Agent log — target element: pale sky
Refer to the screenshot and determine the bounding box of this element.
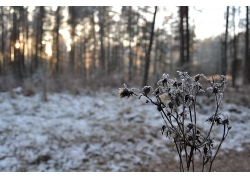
[155,6,247,40]
[189,7,226,40]
[148,6,229,40]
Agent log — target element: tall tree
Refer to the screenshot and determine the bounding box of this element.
[142,6,157,86]
[12,7,21,78]
[185,6,189,63]
[231,6,238,87]
[128,6,133,81]
[221,6,229,76]
[245,6,250,83]
[179,6,190,71]
[1,7,5,74]
[34,6,45,72]
[99,6,106,72]
[68,6,77,73]
[54,6,61,74]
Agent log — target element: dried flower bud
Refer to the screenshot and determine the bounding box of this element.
[157,105,162,111]
[222,119,229,125]
[187,123,194,129]
[161,125,166,135]
[142,86,153,95]
[118,88,132,98]
[118,84,134,98]
[195,74,200,82]
[168,102,174,109]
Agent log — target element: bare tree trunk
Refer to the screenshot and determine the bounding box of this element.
[90,13,96,74]
[107,11,111,75]
[222,6,229,76]
[19,6,26,77]
[12,7,21,78]
[186,6,189,63]
[55,6,61,74]
[232,7,237,87]
[99,6,106,72]
[128,6,133,81]
[179,6,184,65]
[1,7,5,74]
[245,6,250,83]
[82,22,87,80]
[134,12,140,76]
[34,6,44,73]
[69,6,76,73]
[153,40,158,75]
[142,6,157,86]
[179,6,189,71]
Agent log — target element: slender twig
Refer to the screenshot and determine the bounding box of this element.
[209,124,227,171]
[174,140,184,172]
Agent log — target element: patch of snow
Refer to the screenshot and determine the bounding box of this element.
[0,91,249,171]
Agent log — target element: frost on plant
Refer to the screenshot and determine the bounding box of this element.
[118,71,231,172]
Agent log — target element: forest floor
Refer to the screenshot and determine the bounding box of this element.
[0,87,249,172]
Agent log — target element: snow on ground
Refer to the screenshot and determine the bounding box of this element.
[0,89,249,171]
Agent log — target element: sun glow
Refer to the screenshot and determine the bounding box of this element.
[45,42,52,56]
[15,41,20,49]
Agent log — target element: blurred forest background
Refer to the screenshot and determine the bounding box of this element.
[0,6,249,96]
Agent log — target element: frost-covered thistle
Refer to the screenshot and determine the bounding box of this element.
[118,71,231,172]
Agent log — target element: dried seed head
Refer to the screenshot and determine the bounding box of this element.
[118,84,134,99]
[194,74,200,82]
[168,102,174,109]
[142,86,153,95]
[161,125,166,135]
[118,88,132,98]
[159,93,170,101]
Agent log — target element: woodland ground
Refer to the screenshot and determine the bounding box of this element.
[0,85,249,172]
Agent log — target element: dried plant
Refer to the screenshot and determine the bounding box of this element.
[119,71,231,172]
